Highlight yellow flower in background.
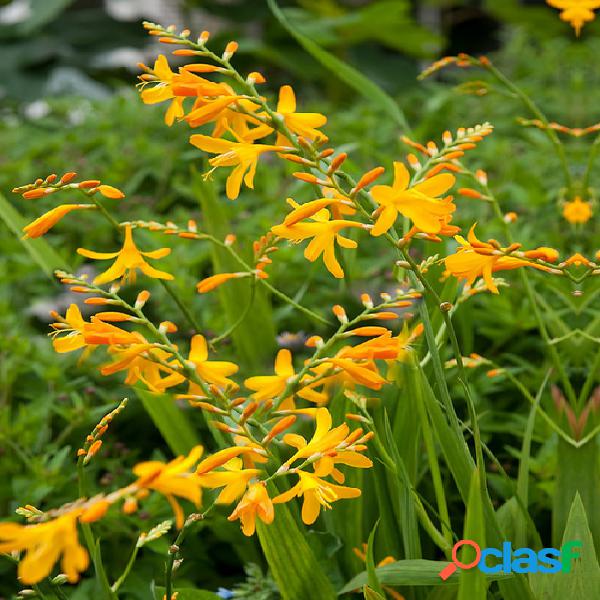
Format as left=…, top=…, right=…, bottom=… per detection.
left=189, top=134, right=290, bottom=200
left=371, top=162, right=455, bottom=236
left=228, top=482, right=274, bottom=536
left=77, top=224, right=173, bottom=285
left=133, top=446, right=204, bottom=528
left=444, top=225, right=558, bottom=294
left=186, top=334, right=239, bottom=391
left=0, top=511, right=88, bottom=584
left=273, top=471, right=361, bottom=525
left=546, top=0, right=600, bottom=36
left=563, top=196, right=592, bottom=224
left=274, top=85, right=327, bottom=144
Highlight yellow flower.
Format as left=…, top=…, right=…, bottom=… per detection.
left=546, top=0, right=600, bottom=36
left=274, top=85, right=327, bottom=144
left=101, top=343, right=185, bottom=392
left=189, top=134, right=290, bottom=200
left=140, top=55, right=228, bottom=125
left=133, top=446, right=204, bottom=528
left=563, top=196, right=592, bottom=224
left=281, top=407, right=350, bottom=467
left=22, top=204, right=94, bottom=239
left=198, top=457, right=261, bottom=504
left=227, top=482, right=274, bottom=536
left=245, top=348, right=294, bottom=401
left=271, top=203, right=366, bottom=278
left=371, top=162, right=455, bottom=236
left=50, top=304, right=140, bottom=354
left=187, top=334, right=239, bottom=391
left=0, top=511, right=88, bottom=584
left=78, top=224, right=173, bottom=285
left=273, top=471, right=360, bottom=525
left=444, top=225, right=558, bottom=294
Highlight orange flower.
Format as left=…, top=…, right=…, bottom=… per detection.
left=77, top=225, right=173, bottom=285
left=274, top=85, right=327, bottom=144
left=371, top=162, right=455, bottom=236
left=0, top=511, right=88, bottom=584
left=23, top=204, right=94, bottom=239
left=563, top=196, right=592, bottom=224
left=546, top=0, right=600, bottom=36
left=190, top=134, right=290, bottom=200
left=444, top=225, right=557, bottom=294
left=227, top=482, right=274, bottom=536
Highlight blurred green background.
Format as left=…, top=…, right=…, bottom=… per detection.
left=1, top=0, right=599, bottom=598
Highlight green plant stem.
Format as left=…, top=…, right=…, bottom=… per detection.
left=482, top=181, right=578, bottom=405
left=111, top=541, right=140, bottom=593
left=400, top=248, right=485, bottom=481
left=483, top=61, right=573, bottom=190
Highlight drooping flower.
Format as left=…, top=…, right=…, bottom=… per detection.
left=370, top=162, right=455, bottom=236
left=274, top=85, right=327, bottom=144
left=546, top=0, right=600, bottom=36
left=22, top=204, right=95, bottom=239
left=273, top=470, right=360, bottom=525
left=271, top=203, right=367, bottom=278
left=563, top=196, right=592, bottom=224
left=227, top=482, right=274, bottom=536
left=189, top=134, right=290, bottom=200
left=0, top=511, right=88, bottom=584
left=444, top=225, right=558, bottom=294
left=77, top=225, right=173, bottom=285
left=133, top=446, right=204, bottom=528
left=186, top=334, right=239, bottom=391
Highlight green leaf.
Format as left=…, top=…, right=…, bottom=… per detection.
left=154, top=587, right=220, bottom=600
left=193, top=171, right=276, bottom=370
left=457, top=469, right=487, bottom=599
left=0, top=191, right=68, bottom=278
left=366, top=521, right=384, bottom=596
left=552, top=437, right=600, bottom=551
left=363, top=585, right=385, bottom=600
left=340, top=559, right=513, bottom=593
left=530, top=493, right=600, bottom=599
left=257, top=484, right=336, bottom=600
left=267, top=0, right=410, bottom=133
left=17, top=0, right=76, bottom=34
left=134, top=388, right=200, bottom=456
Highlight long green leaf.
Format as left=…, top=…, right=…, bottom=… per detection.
left=340, top=559, right=513, bottom=593
left=531, top=493, right=600, bottom=599
left=267, top=0, right=410, bottom=133
left=457, top=469, right=487, bottom=600
left=135, top=388, right=200, bottom=456
left=366, top=521, right=384, bottom=597
left=257, top=484, right=336, bottom=600
left=193, top=171, right=276, bottom=370
left=0, top=192, right=68, bottom=278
